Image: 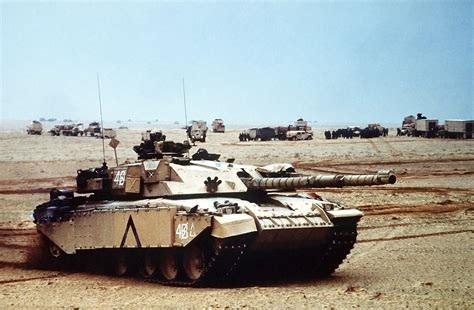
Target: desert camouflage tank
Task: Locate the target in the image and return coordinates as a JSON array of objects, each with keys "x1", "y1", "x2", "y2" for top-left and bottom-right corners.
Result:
[{"x1": 33, "y1": 140, "x2": 396, "y2": 286}]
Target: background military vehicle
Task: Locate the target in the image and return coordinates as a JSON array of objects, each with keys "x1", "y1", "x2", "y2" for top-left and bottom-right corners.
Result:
[
  {"x1": 102, "y1": 128, "x2": 117, "y2": 139},
  {"x1": 286, "y1": 118, "x2": 313, "y2": 140},
  {"x1": 26, "y1": 120, "x2": 43, "y2": 135},
  {"x1": 49, "y1": 125, "x2": 61, "y2": 136},
  {"x1": 133, "y1": 130, "x2": 191, "y2": 160},
  {"x1": 33, "y1": 137, "x2": 396, "y2": 286},
  {"x1": 84, "y1": 122, "x2": 101, "y2": 137},
  {"x1": 211, "y1": 119, "x2": 225, "y2": 133},
  {"x1": 241, "y1": 120, "x2": 314, "y2": 142},
  {"x1": 247, "y1": 128, "x2": 258, "y2": 140},
  {"x1": 49, "y1": 124, "x2": 83, "y2": 136},
  {"x1": 256, "y1": 127, "x2": 277, "y2": 141},
  {"x1": 286, "y1": 130, "x2": 313, "y2": 140},
  {"x1": 399, "y1": 114, "x2": 419, "y2": 136},
  {"x1": 186, "y1": 120, "x2": 208, "y2": 142},
  {"x1": 292, "y1": 118, "x2": 312, "y2": 132},
  {"x1": 415, "y1": 119, "x2": 438, "y2": 138},
  {"x1": 274, "y1": 126, "x2": 288, "y2": 140},
  {"x1": 444, "y1": 119, "x2": 474, "y2": 139}
]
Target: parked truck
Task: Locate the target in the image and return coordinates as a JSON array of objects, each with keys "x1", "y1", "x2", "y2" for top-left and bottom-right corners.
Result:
[
  {"x1": 49, "y1": 124, "x2": 83, "y2": 136},
  {"x1": 84, "y1": 122, "x2": 101, "y2": 137},
  {"x1": 286, "y1": 130, "x2": 313, "y2": 140},
  {"x1": 415, "y1": 119, "x2": 438, "y2": 138},
  {"x1": 26, "y1": 121, "x2": 43, "y2": 135},
  {"x1": 444, "y1": 120, "x2": 474, "y2": 139},
  {"x1": 187, "y1": 120, "x2": 208, "y2": 143},
  {"x1": 287, "y1": 118, "x2": 313, "y2": 140},
  {"x1": 211, "y1": 119, "x2": 225, "y2": 133},
  {"x1": 101, "y1": 128, "x2": 116, "y2": 139}
]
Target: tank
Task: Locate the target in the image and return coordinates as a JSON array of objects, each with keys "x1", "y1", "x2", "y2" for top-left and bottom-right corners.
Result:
[{"x1": 32, "y1": 141, "x2": 396, "y2": 286}]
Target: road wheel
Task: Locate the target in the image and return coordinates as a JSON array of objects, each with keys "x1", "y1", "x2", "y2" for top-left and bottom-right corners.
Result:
[
  {"x1": 140, "y1": 250, "x2": 158, "y2": 278},
  {"x1": 113, "y1": 252, "x2": 129, "y2": 276},
  {"x1": 159, "y1": 249, "x2": 179, "y2": 281},
  {"x1": 183, "y1": 244, "x2": 206, "y2": 281}
]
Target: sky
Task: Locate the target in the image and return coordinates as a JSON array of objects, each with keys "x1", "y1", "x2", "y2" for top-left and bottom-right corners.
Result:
[{"x1": 0, "y1": 1, "x2": 472, "y2": 126}]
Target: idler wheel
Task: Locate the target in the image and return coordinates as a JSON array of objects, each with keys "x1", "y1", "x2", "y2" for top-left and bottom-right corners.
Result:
[
  {"x1": 49, "y1": 242, "x2": 63, "y2": 258},
  {"x1": 160, "y1": 249, "x2": 179, "y2": 281},
  {"x1": 140, "y1": 250, "x2": 158, "y2": 278},
  {"x1": 183, "y1": 245, "x2": 206, "y2": 281}
]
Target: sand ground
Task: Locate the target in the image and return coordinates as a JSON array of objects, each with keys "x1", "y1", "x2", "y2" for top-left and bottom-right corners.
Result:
[{"x1": 0, "y1": 128, "x2": 473, "y2": 308}]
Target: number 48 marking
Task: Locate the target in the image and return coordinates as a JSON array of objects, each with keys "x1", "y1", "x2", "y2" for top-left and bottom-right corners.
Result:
[
  {"x1": 176, "y1": 223, "x2": 196, "y2": 240},
  {"x1": 113, "y1": 170, "x2": 126, "y2": 187},
  {"x1": 176, "y1": 223, "x2": 189, "y2": 239}
]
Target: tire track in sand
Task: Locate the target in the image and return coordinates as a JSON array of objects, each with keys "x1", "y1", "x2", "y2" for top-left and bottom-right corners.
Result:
[
  {"x1": 0, "y1": 272, "x2": 69, "y2": 285},
  {"x1": 359, "y1": 229, "x2": 472, "y2": 243}
]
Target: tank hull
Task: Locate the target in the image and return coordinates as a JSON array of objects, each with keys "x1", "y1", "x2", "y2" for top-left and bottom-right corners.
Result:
[{"x1": 34, "y1": 195, "x2": 362, "y2": 286}]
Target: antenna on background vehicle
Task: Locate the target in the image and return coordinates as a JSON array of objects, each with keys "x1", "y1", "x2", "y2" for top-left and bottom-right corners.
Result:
[
  {"x1": 96, "y1": 73, "x2": 107, "y2": 166},
  {"x1": 182, "y1": 78, "x2": 191, "y2": 151},
  {"x1": 182, "y1": 78, "x2": 188, "y2": 128}
]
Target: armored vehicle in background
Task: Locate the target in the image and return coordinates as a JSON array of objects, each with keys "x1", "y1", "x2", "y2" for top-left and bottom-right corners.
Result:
[
  {"x1": 286, "y1": 130, "x2": 313, "y2": 140},
  {"x1": 212, "y1": 119, "x2": 225, "y2": 133},
  {"x1": 84, "y1": 122, "x2": 101, "y2": 137},
  {"x1": 49, "y1": 124, "x2": 83, "y2": 136},
  {"x1": 133, "y1": 130, "x2": 191, "y2": 160},
  {"x1": 286, "y1": 118, "x2": 313, "y2": 141},
  {"x1": 49, "y1": 125, "x2": 61, "y2": 136},
  {"x1": 26, "y1": 121, "x2": 43, "y2": 135},
  {"x1": 102, "y1": 128, "x2": 117, "y2": 139},
  {"x1": 187, "y1": 120, "x2": 208, "y2": 143},
  {"x1": 33, "y1": 141, "x2": 396, "y2": 286}
]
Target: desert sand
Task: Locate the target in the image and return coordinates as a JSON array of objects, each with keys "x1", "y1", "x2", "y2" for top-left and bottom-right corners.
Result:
[{"x1": 0, "y1": 127, "x2": 473, "y2": 308}]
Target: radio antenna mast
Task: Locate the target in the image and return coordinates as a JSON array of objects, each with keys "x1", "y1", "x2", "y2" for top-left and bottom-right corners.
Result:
[
  {"x1": 96, "y1": 73, "x2": 106, "y2": 166},
  {"x1": 182, "y1": 78, "x2": 188, "y2": 128}
]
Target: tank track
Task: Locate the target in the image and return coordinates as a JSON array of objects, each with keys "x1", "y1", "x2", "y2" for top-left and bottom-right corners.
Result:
[
  {"x1": 313, "y1": 218, "x2": 359, "y2": 277},
  {"x1": 144, "y1": 220, "x2": 359, "y2": 285},
  {"x1": 147, "y1": 238, "x2": 249, "y2": 287}
]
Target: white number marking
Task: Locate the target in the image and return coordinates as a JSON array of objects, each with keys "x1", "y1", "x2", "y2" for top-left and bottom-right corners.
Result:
[
  {"x1": 113, "y1": 170, "x2": 126, "y2": 187},
  {"x1": 176, "y1": 223, "x2": 189, "y2": 240}
]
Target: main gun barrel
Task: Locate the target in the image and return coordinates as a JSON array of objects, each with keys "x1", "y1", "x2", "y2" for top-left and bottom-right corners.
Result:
[{"x1": 244, "y1": 170, "x2": 396, "y2": 190}]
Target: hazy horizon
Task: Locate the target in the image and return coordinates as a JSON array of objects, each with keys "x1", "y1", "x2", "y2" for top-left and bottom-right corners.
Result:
[{"x1": 1, "y1": 1, "x2": 472, "y2": 124}]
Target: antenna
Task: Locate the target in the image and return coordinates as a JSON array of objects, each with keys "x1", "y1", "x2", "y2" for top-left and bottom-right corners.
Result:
[
  {"x1": 96, "y1": 73, "x2": 106, "y2": 166},
  {"x1": 182, "y1": 78, "x2": 188, "y2": 127}
]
